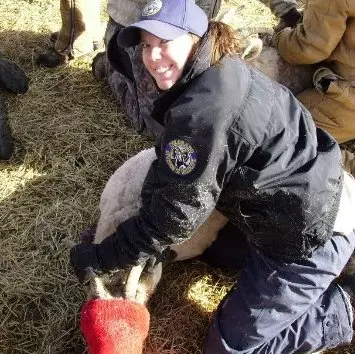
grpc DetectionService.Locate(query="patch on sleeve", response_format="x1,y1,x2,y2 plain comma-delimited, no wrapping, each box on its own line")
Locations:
165,139,197,175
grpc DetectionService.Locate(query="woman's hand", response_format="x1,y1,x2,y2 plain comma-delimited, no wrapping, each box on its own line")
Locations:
70,243,103,284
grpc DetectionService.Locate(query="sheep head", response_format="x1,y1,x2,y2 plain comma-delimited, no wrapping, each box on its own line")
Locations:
85,262,162,305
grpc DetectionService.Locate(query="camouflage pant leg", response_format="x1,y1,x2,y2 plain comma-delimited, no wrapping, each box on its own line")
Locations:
106,62,163,139
105,17,119,45
105,21,163,139
195,0,222,18
55,0,102,57
258,0,297,17
106,0,222,27
107,0,145,28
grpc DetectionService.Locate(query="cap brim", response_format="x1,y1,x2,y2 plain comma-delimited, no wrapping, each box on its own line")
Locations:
117,20,188,48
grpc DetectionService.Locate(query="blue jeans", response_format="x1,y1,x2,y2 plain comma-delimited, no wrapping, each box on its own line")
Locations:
204,230,355,353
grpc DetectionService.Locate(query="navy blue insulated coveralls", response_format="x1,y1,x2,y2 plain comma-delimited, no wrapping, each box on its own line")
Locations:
97,38,355,353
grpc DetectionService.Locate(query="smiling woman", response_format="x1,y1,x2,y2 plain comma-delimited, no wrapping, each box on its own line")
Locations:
92,0,221,139
140,33,195,90
117,0,208,91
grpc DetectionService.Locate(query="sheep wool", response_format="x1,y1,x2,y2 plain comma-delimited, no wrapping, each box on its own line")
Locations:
80,299,150,354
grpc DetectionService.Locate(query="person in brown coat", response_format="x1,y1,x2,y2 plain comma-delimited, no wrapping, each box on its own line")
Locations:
271,0,355,173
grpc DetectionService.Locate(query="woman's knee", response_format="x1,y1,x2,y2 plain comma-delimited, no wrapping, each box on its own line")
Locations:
204,282,353,353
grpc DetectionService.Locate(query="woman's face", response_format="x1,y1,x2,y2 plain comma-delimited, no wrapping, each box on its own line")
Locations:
141,31,194,90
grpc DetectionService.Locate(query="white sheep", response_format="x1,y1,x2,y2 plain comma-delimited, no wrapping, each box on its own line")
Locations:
88,148,228,303
94,148,228,260
242,36,314,95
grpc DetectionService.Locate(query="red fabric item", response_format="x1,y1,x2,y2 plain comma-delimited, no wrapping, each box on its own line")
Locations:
80,299,150,354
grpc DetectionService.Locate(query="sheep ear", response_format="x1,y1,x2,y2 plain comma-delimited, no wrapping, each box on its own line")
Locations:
241,37,263,62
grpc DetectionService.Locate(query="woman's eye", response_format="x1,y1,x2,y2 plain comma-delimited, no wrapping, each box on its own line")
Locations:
141,43,149,49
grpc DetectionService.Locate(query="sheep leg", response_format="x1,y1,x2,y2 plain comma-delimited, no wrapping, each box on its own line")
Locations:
90,147,228,302
124,264,145,300
135,263,163,305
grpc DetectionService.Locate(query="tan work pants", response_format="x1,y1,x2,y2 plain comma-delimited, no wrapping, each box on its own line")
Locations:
297,80,355,144
297,80,355,176
55,0,102,57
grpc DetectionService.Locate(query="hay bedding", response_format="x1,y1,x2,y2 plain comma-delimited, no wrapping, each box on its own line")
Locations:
0,0,353,353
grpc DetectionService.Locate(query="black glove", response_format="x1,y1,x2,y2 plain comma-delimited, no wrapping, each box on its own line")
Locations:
281,8,302,28
70,243,103,284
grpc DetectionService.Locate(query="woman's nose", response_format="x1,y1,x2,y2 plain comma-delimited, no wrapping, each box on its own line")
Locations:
149,46,162,61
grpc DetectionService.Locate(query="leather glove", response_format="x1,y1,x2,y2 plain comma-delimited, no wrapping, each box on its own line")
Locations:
281,8,302,28
70,243,103,284
273,8,302,33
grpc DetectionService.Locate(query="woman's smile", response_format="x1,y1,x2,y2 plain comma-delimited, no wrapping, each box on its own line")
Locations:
141,31,194,90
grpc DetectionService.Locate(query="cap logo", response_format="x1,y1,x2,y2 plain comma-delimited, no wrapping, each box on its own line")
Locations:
142,0,163,16
165,139,197,175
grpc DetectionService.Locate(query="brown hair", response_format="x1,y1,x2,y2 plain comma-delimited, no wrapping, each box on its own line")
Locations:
191,21,243,66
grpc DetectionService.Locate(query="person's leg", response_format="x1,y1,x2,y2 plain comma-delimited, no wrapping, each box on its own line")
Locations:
54,0,102,57
257,0,298,18
297,83,355,144
196,0,222,18
257,0,301,29
205,281,353,353
38,0,103,68
0,55,29,94
204,229,355,353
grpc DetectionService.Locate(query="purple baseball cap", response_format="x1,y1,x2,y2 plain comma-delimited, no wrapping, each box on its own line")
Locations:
117,0,208,48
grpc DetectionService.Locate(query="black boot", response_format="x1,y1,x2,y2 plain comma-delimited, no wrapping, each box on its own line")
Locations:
36,47,68,68
0,55,29,94
92,52,107,81
0,98,14,160
49,32,59,43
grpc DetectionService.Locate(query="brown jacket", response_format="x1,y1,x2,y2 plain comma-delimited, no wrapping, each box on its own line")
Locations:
272,0,355,79
272,0,355,143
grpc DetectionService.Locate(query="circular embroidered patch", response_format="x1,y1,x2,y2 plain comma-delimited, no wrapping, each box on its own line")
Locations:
142,0,163,16
165,139,197,175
